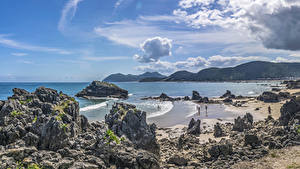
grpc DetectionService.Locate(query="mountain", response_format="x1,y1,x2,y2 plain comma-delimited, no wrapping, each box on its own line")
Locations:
163,61,300,81
103,72,167,82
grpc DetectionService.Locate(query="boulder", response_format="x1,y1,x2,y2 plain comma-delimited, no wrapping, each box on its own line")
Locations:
232,113,253,132
76,81,128,99
286,80,300,89
223,98,233,103
158,93,173,101
244,134,261,148
183,96,190,101
279,97,300,125
257,91,280,103
192,91,201,100
168,155,188,166
279,92,291,99
208,139,233,159
214,123,225,137
221,90,235,99
187,118,201,135
105,103,160,155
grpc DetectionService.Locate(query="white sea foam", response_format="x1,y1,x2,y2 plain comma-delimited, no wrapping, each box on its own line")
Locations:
128,93,133,96
80,101,108,112
186,102,198,118
248,91,255,95
144,101,174,118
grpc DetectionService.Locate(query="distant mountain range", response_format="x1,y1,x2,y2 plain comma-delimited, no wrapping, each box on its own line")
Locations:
164,61,300,81
103,72,167,82
103,61,300,82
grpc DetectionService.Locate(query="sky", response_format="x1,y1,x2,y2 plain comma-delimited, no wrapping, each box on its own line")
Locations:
1,0,300,82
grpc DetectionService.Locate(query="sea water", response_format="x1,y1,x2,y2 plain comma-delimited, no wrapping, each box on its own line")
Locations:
0,81,279,123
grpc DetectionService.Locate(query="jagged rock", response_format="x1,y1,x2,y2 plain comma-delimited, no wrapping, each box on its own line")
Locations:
158,93,173,101
199,97,209,103
272,88,281,92
232,113,253,132
76,81,128,99
192,91,201,100
221,90,235,99
257,91,280,103
244,134,261,148
168,155,188,166
214,123,224,137
208,139,233,159
279,97,300,125
187,118,201,135
105,103,160,155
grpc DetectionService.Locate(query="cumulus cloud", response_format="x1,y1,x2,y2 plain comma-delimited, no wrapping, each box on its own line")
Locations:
136,55,264,73
174,0,300,51
134,37,172,63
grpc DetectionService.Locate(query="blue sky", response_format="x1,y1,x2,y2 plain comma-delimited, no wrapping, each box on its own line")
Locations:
1,0,300,82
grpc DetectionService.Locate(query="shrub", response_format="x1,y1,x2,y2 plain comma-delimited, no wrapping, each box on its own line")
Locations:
104,129,120,145
60,123,68,132
11,110,23,117
32,116,37,123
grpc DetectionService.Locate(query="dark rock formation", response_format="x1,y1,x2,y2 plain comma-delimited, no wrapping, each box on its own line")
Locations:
105,103,160,155
76,81,128,99
286,80,300,89
221,90,236,99
0,88,159,169
168,155,188,166
214,123,225,137
244,134,261,148
279,97,300,126
192,91,201,100
232,113,253,132
257,91,280,103
272,88,281,92
187,118,201,135
183,96,190,101
208,139,233,159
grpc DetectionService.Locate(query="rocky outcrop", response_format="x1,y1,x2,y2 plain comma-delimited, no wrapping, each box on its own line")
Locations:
286,80,300,89
214,122,225,137
279,97,300,126
257,91,280,103
187,118,201,135
232,113,253,132
192,91,201,100
0,88,159,169
221,90,236,99
76,81,128,99
105,103,160,155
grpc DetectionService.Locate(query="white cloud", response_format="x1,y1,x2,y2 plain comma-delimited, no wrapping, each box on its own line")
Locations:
134,37,172,63
58,0,84,32
136,55,266,73
0,35,71,55
94,18,252,48
82,56,132,61
11,53,28,56
174,0,300,50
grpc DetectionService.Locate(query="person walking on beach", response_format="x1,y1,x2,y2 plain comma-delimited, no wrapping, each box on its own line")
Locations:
268,106,271,115
205,105,208,117
196,105,201,116
157,105,161,111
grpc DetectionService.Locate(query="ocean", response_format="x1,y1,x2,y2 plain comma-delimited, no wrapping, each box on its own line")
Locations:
0,81,279,126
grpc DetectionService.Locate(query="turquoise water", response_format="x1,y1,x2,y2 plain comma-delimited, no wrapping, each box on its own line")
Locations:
0,82,278,122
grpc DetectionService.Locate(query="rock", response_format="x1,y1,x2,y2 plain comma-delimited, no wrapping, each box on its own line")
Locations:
221,90,235,99
279,92,291,99
257,91,280,103
244,134,261,148
158,93,173,101
183,96,190,101
187,118,201,135
272,88,281,92
214,123,225,137
76,81,128,99
168,155,188,166
223,98,233,103
286,80,300,89
192,91,201,100
279,97,300,125
208,139,233,159
105,103,160,155
232,113,253,132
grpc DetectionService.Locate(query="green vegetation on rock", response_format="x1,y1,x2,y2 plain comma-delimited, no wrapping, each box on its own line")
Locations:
11,110,23,117
104,129,120,145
